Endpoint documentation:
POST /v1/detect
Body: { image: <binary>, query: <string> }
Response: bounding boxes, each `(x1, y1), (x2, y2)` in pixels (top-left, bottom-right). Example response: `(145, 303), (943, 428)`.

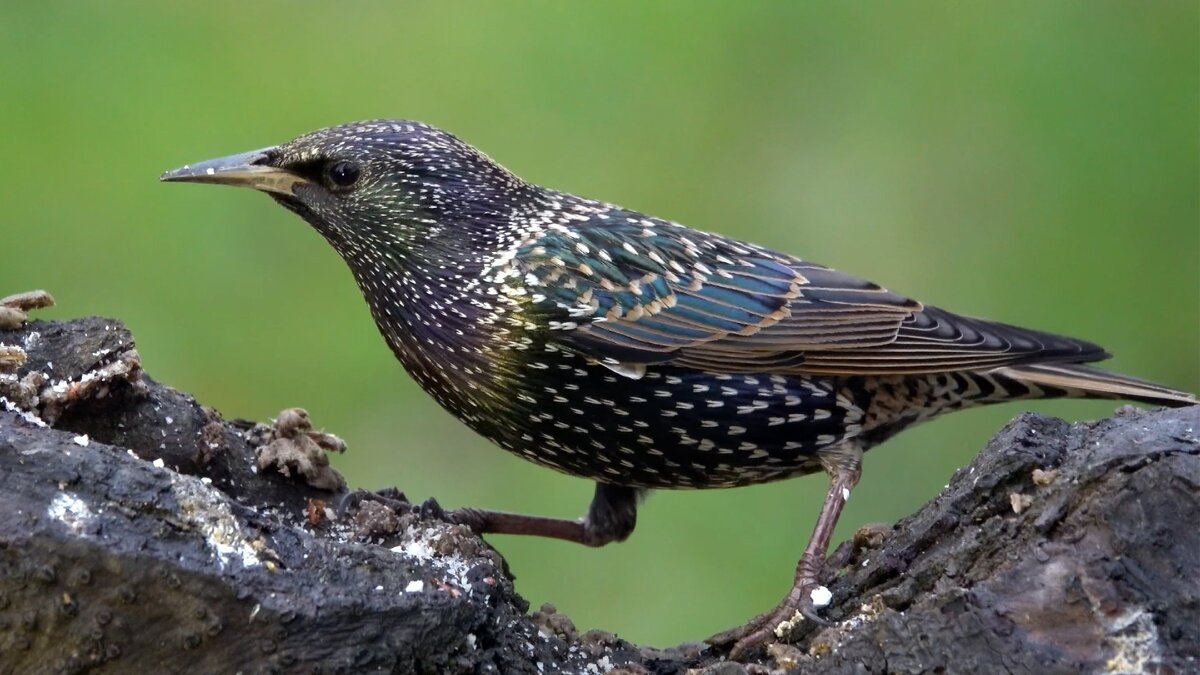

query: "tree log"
(1, 316), (1196, 674)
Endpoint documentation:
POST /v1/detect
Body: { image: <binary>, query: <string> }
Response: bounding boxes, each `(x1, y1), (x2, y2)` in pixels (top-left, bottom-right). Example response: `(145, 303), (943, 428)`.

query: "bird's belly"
(483, 357), (871, 490)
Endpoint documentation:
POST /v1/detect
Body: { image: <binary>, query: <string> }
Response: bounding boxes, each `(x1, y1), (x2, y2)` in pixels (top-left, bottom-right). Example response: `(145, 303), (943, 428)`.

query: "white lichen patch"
(169, 475), (261, 570)
(389, 524), (478, 596)
(392, 537), (435, 560)
(837, 597), (886, 633)
(1, 395), (47, 427)
(49, 491), (94, 534)
(774, 609), (805, 638)
(38, 347), (144, 423)
(583, 656), (615, 674)
(1104, 608), (1162, 674)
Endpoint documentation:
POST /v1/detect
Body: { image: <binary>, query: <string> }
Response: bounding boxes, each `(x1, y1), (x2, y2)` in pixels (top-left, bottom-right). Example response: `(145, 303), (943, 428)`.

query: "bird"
(161, 120), (1195, 658)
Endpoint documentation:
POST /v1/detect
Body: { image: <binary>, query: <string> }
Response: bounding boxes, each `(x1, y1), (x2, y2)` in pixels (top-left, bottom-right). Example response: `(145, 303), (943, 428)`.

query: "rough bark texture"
(1, 316), (1196, 675)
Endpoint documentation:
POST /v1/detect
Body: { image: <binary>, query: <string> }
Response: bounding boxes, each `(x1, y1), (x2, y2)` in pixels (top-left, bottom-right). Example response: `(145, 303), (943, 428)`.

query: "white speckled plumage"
(237, 120), (1200, 489)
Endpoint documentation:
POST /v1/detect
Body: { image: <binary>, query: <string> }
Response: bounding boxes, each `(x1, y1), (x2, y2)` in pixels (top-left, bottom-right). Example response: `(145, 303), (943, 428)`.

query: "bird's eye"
(325, 160), (361, 189)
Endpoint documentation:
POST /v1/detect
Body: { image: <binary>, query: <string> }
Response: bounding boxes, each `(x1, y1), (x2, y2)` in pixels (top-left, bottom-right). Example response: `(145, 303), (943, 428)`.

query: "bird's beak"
(159, 147), (309, 196)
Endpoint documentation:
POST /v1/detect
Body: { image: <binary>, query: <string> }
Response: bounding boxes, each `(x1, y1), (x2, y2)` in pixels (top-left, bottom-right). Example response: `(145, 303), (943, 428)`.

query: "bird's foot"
(420, 500), (495, 533)
(337, 486), (410, 518)
(710, 587), (831, 661)
(708, 554), (832, 661)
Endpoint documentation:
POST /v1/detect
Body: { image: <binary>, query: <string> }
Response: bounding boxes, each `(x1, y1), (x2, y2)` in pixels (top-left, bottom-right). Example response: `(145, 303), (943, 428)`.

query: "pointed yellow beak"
(160, 147), (309, 196)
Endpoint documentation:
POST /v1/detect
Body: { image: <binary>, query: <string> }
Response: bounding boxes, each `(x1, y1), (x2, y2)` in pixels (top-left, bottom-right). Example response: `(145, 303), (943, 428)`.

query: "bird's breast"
(450, 343), (877, 489)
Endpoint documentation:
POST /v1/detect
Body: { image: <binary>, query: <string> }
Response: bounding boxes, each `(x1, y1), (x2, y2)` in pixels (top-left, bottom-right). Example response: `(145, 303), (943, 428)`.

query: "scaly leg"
(445, 482), (643, 546)
(346, 482), (644, 547)
(711, 443), (863, 660)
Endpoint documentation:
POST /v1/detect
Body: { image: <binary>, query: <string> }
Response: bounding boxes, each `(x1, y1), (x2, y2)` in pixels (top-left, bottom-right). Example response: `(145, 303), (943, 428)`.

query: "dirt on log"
(0, 315), (1197, 675)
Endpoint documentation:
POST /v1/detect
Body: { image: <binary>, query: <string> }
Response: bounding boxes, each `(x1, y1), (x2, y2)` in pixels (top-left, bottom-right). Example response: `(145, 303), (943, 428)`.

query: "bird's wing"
(510, 210), (1106, 375)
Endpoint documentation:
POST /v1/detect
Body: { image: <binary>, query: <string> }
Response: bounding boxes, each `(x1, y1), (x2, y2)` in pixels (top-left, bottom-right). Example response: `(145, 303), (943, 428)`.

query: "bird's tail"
(993, 363), (1195, 408)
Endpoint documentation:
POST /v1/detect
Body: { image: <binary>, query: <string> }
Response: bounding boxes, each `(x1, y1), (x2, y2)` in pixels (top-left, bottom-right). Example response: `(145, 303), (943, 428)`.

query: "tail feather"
(996, 363), (1195, 408)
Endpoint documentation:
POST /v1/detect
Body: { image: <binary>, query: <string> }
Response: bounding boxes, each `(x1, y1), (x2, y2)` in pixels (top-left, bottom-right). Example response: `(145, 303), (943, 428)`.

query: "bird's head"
(162, 120), (530, 259)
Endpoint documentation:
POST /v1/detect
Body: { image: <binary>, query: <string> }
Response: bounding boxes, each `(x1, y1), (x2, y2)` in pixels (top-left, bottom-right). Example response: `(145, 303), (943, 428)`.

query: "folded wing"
(512, 210), (1107, 376)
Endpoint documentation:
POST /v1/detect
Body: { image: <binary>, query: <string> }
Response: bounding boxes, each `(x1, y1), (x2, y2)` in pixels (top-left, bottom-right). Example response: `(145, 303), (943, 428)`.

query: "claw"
(417, 496), (447, 520)
(724, 593), (826, 661)
(728, 625), (773, 661)
(709, 567), (833, 660)
(798, 602), (832, 627)
(337, 487), (410, 518)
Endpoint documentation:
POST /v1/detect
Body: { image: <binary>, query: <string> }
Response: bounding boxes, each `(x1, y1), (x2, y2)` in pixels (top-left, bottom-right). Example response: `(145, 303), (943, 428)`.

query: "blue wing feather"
(509, 204), (1101, 375)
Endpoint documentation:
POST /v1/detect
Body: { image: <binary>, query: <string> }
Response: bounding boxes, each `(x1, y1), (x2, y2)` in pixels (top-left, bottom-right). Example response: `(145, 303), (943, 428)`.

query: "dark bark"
(1, 316), (1196, 675)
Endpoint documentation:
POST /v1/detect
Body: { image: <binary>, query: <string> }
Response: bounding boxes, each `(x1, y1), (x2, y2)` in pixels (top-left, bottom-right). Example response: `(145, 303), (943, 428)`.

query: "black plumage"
(162, 120), (1195, 656)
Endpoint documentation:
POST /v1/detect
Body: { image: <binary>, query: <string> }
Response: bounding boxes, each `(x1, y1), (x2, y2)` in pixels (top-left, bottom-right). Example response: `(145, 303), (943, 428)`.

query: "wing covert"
(503, 206), (1107, 377)
(510, 208), (919, 369)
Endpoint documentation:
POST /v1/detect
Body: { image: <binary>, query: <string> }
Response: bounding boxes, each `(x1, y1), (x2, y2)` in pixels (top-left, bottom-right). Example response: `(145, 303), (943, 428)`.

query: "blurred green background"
(2, 2), (1197, 647)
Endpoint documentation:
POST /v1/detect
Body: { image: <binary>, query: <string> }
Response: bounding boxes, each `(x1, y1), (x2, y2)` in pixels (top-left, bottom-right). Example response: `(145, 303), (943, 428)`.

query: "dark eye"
(325, 160), (361, 189)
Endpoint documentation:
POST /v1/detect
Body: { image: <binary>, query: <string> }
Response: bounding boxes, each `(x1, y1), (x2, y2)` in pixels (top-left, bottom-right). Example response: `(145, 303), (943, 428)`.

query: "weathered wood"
(1, 317), (1196, 674)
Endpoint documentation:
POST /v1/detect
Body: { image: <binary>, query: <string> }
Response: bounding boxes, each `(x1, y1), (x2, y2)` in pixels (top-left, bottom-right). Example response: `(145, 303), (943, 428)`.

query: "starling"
(162, 120), (1195, 656)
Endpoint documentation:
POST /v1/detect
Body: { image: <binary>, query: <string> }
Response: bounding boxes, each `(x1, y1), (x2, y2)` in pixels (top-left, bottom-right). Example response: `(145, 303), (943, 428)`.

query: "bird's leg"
(442, 483), (643, 547)
(711, 444), (863, 660)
